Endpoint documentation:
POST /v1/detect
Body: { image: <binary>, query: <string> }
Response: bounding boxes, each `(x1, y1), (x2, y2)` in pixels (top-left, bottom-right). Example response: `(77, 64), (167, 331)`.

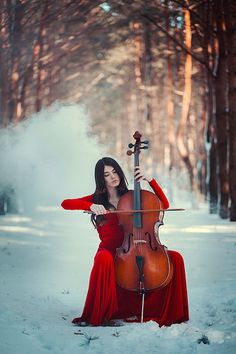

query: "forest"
(0, 0), (235, 221)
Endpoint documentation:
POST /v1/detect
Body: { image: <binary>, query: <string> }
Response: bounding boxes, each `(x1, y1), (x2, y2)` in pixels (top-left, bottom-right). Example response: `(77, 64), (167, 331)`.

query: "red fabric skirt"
(72, 249), (189, 326)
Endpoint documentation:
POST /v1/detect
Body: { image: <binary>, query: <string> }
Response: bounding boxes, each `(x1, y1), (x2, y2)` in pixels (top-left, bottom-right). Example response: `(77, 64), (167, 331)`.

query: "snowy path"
(0, 204), (235, 354)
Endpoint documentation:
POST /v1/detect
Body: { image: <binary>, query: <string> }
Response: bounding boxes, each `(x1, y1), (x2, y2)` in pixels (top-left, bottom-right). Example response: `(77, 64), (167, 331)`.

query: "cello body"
(115, 190), (173, 290)
(114, 131), (173, 292)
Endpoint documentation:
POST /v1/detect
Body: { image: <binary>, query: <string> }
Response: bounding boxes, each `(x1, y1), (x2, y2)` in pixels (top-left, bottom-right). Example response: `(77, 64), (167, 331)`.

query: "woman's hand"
(134, 166), (153, 183)
(90, 204), (107, 215)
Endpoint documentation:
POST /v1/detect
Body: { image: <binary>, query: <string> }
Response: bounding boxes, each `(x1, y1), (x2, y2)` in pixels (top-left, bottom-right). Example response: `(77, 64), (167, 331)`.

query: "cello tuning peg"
(128, 143), (134, 148)
(141, 146), (149, 150)
(142, 140), (149, 144)
(127, 150), (133, 156)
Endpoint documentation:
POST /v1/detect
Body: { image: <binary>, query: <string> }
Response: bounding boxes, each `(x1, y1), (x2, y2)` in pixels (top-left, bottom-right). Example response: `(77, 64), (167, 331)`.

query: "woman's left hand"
(134, 166), (153, 183)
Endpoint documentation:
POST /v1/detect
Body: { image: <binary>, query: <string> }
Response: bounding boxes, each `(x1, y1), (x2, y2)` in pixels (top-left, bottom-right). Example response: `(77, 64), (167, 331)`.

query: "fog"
(0, 104), (104, 213)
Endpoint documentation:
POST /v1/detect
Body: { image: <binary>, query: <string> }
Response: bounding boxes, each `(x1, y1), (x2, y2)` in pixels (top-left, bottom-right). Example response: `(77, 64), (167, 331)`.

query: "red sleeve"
(148, 179), (169, 209)
(61, 194), (94, 211)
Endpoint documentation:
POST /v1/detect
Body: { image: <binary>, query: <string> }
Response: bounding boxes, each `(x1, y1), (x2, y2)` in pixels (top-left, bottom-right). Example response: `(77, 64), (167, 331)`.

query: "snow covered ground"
(0, 203), (235, 354)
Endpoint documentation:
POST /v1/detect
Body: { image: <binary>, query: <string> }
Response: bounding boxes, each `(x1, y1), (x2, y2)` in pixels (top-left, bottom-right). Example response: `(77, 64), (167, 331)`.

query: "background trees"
(0, 0), (235, 221)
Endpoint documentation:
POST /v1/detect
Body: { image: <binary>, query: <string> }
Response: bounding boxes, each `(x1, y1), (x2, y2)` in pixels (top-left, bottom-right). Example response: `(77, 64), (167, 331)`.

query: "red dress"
(61, 179), (189, 326)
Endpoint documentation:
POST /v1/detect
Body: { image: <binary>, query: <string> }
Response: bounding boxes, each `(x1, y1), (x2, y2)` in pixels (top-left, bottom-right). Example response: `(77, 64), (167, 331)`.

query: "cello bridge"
(133, 240), (146, 244)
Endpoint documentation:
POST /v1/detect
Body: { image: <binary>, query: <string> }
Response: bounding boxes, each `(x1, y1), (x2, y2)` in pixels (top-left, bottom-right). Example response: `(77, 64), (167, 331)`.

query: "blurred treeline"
(0, 0), (235, 221)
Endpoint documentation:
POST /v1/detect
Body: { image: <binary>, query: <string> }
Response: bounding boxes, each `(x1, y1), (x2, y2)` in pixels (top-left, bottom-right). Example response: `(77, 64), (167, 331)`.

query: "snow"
(0, 206), (235, 353)
(0, 105), (235, 353)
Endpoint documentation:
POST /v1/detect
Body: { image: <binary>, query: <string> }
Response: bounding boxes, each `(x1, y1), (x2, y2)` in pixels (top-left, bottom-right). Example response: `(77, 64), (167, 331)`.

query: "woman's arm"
(61, 194), (108, 215)
(134, 166), (169, 209)
(61, 194), (94, 211)
(148, 179), (169, 209)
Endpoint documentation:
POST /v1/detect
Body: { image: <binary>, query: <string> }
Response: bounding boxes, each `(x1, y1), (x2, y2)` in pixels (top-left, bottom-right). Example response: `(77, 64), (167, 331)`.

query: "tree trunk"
(198, 87), (207, 197)
(213, 0), (229, 218)
(132, 20), (146, 132)
(203, 0), (218, 213)
(6, 0), (24, 123)
(35, 2), (49, 112)
(166, 41), (175, 174)
(176, 1), (195, 194)
(206, 74), (218, 213)
(165, 0), (175, 202)
(225, 0), (236, 221)
(0, 10), (9, 127)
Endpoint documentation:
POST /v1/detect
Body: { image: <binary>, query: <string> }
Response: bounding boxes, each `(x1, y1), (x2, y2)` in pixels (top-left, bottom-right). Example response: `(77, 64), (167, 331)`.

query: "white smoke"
(0, 103), (104, 213)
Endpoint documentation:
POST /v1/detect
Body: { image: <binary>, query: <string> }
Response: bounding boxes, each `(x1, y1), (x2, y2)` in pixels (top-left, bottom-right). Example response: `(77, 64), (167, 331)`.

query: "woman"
(61, 157), (189, 326)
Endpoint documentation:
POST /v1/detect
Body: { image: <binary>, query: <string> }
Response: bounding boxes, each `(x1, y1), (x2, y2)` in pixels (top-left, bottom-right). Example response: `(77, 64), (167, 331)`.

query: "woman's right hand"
(90, 204), (107, 215)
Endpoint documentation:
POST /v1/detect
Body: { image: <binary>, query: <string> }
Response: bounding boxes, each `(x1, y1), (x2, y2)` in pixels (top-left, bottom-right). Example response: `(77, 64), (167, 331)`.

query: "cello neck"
(134, 145), (142, 228)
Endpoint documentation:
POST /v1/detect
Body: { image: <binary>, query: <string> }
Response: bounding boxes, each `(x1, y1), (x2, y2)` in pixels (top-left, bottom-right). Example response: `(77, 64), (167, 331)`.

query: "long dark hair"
(91, 157), (128, 227)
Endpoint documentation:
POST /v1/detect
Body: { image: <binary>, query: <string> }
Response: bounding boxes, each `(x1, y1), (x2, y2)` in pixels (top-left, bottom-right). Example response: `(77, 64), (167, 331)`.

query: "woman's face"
(104, 165), (120, 189)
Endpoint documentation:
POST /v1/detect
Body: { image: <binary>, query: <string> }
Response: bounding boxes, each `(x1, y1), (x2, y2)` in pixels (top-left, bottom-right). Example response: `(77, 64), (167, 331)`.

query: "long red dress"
(61, 179), (189, 326)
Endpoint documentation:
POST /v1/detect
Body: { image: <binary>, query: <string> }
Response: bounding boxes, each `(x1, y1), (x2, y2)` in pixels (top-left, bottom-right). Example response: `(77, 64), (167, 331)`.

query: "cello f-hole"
(145, 232), (158, 251)
(123, 233), (133, 253)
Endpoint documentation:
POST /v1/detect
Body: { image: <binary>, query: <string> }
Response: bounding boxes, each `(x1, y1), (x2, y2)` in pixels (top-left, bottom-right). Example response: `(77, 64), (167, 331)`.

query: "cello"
(114, 131), (174, 321)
